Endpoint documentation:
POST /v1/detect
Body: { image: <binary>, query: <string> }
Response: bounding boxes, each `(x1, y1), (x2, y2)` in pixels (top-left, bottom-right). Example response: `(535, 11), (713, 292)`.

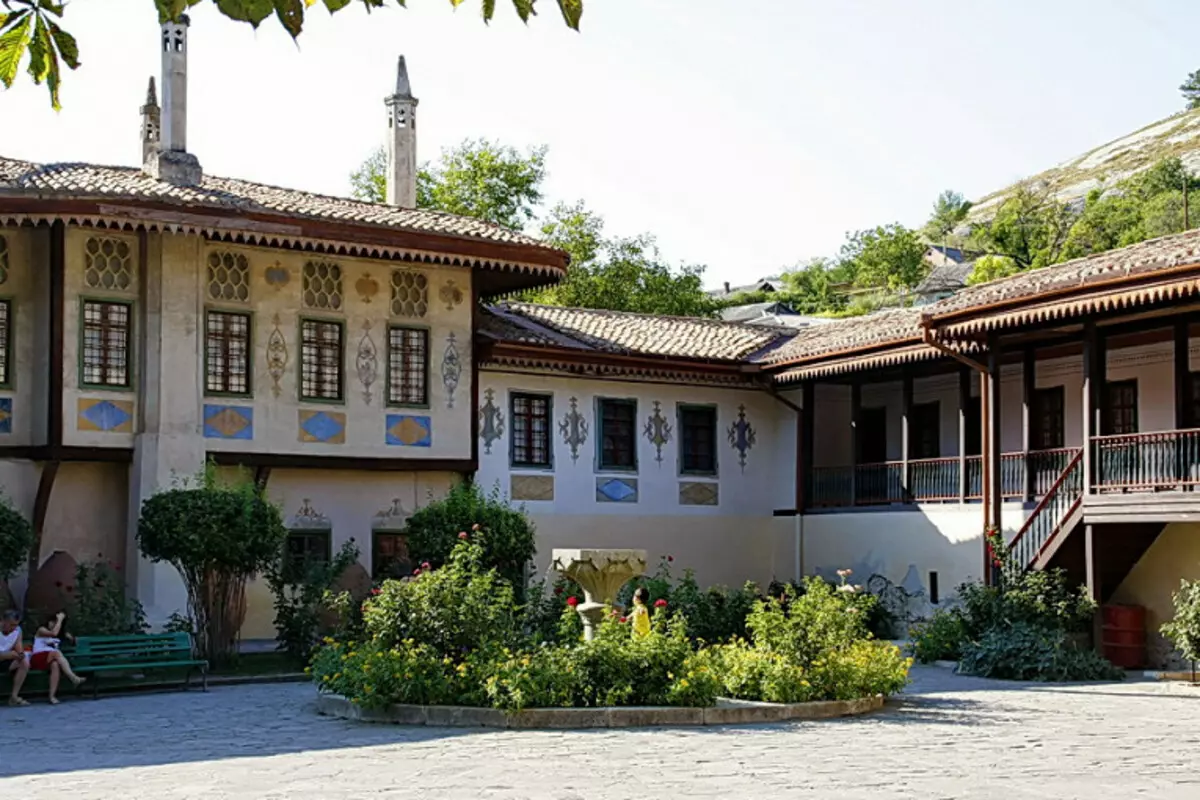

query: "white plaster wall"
(803, 502), (1030, 603)
(0, 226), (46, 447)
(476, 371), (795, 592)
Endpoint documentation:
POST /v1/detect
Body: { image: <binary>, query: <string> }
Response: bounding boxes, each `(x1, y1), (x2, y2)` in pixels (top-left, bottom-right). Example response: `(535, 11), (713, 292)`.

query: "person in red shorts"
(31, 611), (84, 704)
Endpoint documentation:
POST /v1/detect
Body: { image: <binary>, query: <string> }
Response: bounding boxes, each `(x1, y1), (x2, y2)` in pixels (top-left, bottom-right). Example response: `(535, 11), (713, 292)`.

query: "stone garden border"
(315, 692), (885, 729)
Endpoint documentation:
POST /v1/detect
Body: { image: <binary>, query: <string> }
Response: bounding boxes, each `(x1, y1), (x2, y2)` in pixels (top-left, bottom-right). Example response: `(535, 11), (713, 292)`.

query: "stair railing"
(1008, 449), (1084, 569)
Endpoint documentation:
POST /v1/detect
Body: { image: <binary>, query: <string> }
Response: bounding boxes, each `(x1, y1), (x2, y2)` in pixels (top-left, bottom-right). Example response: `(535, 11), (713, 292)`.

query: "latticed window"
(0, 235), (9, 286)
(300, 319), (343, 401)
(390, 270), (428, 318)
(302, 261), (343, 310)
(205, 310), (251, 395)
(680, 405), (716, 475)
(286, 530), (331, 570)
(598, 398), (637, 470)
(1103, 380), (1138, 435)
(84, 237), (134, 292)
(1032, 386), (1065, 450)
(511, 393), (551, 468)
(206, 251), (250, 303)
(387, 326), (428, 406)
(0, 300), (10, 386)
(81, 300), (131, 387)
(372, 532), (412, 580)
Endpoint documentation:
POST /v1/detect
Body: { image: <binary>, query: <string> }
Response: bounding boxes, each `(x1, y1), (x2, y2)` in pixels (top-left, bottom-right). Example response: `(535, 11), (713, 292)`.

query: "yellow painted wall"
(1110, 523), (1200, 669)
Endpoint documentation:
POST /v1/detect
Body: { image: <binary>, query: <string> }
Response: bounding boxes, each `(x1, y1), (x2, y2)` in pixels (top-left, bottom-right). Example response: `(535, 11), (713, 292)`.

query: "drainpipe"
(921, 325), (996, 582)
(768, 386), (805, 583)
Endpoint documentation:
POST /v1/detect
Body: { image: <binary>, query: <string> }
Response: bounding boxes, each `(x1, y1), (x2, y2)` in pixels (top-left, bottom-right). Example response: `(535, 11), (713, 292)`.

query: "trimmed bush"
(0, 496), (32, 581)
(958, 622), (1125, 682)
(909, 609), (967, 664)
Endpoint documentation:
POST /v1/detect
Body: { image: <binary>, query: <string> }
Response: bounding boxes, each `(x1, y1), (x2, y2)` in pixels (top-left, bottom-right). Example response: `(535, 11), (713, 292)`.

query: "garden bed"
(315, 692), (886, 729)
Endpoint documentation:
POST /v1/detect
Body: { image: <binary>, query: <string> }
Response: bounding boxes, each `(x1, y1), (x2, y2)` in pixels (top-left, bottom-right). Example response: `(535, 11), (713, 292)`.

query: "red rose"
(566, 596), (578, 608)
(654, 599), (668, 608)
(667, 556), (674, 563)
(370, 588), (381, 596)
(413, 568), (422, 576)
(619, 617), (628, 623)
(553, 586), (563, 596)
(458, 532), (468, 540)
(421, 561), (431, 570)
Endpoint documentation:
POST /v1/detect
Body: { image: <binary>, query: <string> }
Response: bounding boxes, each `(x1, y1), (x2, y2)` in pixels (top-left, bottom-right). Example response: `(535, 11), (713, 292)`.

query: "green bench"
(70, 633), (208, 698)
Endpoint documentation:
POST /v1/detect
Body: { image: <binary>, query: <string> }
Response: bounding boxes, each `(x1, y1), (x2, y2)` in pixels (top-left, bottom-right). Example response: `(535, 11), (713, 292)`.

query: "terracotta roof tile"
(924, 228), (1200, 320)
(488, 302), (792, 361)
(0, 156), (558, 254)
(756, 306), (925, 365)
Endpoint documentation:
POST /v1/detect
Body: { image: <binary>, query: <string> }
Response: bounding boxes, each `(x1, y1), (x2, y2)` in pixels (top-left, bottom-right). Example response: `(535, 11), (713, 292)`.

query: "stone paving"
(2, 667), (1199, 799)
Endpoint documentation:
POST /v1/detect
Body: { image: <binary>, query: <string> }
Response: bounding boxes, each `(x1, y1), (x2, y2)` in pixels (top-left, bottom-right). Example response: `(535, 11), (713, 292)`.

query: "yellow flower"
(333, 672), (341, 680)
(456, 663), (468, 674)
(303, 667), (312, 674)
(679, 679), (689, 688)
(323, 637), (334, 645)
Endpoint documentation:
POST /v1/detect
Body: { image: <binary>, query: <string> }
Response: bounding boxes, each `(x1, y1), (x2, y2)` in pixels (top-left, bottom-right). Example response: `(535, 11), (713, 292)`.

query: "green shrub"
(621, 556), (760, 644)
(810, 640), (912, 699)
(958, 621), (1125, 682)
(0, 496), (32, 580)
(137, 466), (286, 665)
(1161, 578), (1200, 663)
(909, 609), (967, 664)
(363, 534), (519, 654)
(264, 540), (360, 663)
(312, 639), (454, 709)
(747, 578), (872, 666)
(67, 561), (147, 636)
(403, 483), (536, 596)
(521, 574), (581, 643)
(695, 641), (814, 703)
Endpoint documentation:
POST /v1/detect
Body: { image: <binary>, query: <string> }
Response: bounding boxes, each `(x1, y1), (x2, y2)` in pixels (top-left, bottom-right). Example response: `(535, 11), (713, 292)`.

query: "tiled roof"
(924, 228), (1200, 319)
(483, 302), (792, 362)
(0, 156), (558, 255)
(755, 306), (926, 365)
(915, 262), (974, 294)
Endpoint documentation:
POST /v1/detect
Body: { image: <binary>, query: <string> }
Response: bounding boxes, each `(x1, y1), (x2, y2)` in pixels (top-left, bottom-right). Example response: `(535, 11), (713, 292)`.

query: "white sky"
(2, 0), (1197, 287)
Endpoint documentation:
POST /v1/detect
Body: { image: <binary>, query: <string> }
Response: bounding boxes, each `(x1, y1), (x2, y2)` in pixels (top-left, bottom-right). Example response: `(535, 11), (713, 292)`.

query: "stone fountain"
(551, 548), (648, 641)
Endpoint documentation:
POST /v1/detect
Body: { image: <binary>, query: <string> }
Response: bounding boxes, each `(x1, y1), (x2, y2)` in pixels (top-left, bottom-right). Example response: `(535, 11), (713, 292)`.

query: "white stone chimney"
(144, 15), (202, 186)
(140, 77), (160, 165)
(384, 56), (419, 207)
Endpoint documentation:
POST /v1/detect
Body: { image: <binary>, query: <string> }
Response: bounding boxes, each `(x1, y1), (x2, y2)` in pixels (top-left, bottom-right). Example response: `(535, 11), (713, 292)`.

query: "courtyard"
(0, 668), (1196, 798)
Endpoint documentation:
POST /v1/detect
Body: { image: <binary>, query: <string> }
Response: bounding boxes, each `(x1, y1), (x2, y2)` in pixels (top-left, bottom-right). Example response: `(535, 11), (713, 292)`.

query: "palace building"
(2, 20), (1198, 665)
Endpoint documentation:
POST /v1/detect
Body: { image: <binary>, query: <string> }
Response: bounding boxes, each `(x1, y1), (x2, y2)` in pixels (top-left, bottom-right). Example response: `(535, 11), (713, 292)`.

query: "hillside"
(969, 107), (1200, 218)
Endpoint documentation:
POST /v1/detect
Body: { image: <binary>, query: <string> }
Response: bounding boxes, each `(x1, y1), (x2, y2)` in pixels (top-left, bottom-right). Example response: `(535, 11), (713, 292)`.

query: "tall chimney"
(144, 15), (202, 186)
(384, 56), (419, 207)
(140, 77), (160, 165)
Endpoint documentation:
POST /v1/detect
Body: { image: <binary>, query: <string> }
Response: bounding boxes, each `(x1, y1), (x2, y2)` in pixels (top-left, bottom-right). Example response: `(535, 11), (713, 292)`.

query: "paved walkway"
(1, 667), (1198, 799)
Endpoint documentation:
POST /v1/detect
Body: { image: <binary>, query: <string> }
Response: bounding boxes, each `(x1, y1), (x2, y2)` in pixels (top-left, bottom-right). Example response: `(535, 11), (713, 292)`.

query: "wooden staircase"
(1009, 450), (1084, 570)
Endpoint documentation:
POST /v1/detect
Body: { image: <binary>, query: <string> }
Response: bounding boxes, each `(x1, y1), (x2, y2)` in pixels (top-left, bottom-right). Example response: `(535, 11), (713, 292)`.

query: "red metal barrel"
(1101, 605), (1146, 669)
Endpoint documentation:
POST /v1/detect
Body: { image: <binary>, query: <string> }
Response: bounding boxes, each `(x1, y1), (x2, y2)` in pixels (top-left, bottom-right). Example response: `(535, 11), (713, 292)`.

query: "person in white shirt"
(0, 609), (29, 706)
(31, 611), (84, 705)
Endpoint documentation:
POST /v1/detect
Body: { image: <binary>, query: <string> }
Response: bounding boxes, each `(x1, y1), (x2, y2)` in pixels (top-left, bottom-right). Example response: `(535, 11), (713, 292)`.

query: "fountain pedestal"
(551, 548), (647, 641)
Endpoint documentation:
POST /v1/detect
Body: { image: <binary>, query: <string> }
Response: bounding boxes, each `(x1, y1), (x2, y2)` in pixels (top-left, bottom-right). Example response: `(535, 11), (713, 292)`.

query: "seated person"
(32, 611), (85, 705)
(0, 609), (29, 707)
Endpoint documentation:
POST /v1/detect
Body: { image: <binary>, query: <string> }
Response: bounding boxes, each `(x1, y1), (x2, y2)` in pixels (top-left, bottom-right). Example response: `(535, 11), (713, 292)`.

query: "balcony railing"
(1094, 429), (1200, 491)
(808, 447), (1083, 510)
(1009, 449), (1084, 568)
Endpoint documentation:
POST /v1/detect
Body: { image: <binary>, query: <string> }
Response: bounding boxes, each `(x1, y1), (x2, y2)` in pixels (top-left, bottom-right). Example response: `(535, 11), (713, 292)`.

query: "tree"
(1182, 69), (1200, 111)
(529, 201), (721, 317)
(351, 140), (547, 231)
(969, 183), (1072, 269)
(137, 466), (286, 664)
(0, 0), (585, 110)
(838, 223), (928, 292)
(966, 254), (1020, 286)
(923, 190), (973, 242)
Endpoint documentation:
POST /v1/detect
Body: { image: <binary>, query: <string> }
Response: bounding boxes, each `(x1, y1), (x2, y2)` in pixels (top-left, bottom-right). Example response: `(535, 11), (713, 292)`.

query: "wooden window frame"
(298, 317), (345, 404)
(596, 397), (638, 472)
(372, 530), (413, 581)
(79, 298), (134, 390)
(1031, 385), (1065, 451)
(386, 325), (430, 408)
(910, 401), (941, 460)
(1103, 379), (1139, 436)
(0, 298), (13, 389)
(286, 529), (332, 571)
(858, 406), (888, 464)
(204, 308), (253, 397)
(510, 391), (553, 469)
(678, 403), (718, 477)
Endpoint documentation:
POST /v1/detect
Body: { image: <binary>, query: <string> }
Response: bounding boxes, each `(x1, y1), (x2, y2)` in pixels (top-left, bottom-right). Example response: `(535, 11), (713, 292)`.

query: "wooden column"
(1022, 347), (1036, 502)
(850, 381), (861, 507)
(801, 382), (815, 511)
(901, 373), (913, 500)
(988, 335), (1003, 534)
(1175, 319), (1190, 430)
(1085, 523), (1103, 651)
(48, 220), (65, 448)
(958, 367), (970, 503)
(1082, 321), (1104, 492)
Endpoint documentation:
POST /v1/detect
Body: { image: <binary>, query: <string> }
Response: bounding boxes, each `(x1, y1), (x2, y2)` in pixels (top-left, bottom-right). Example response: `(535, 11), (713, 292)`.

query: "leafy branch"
(0, 0), (582, 110)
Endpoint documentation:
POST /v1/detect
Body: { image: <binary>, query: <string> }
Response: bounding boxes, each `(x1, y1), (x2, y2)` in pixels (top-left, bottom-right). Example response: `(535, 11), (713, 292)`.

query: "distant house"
(707, 277), (786, 299)
(914, 245), (980, 305)
(719, 301), (833, 328)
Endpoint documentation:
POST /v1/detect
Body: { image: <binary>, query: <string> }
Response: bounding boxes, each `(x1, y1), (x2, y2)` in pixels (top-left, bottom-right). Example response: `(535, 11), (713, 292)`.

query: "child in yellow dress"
(630, 587), (652, 638)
